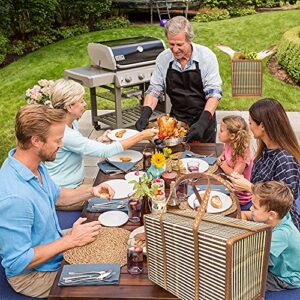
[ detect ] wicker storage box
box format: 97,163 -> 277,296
144,173 -> 271,300
231,60 -> 263,97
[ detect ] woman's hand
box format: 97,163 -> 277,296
92,183 -> 115,200
97,130 -> 112,143
229,172 -> 252,193
141,127 -> 159,140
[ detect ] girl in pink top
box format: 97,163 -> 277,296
217,115 -> 253,211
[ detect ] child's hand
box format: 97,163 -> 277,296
97,130 -> 112,143
217,154 -> 225,166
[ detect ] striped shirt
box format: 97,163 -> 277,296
251,148 -> 300,230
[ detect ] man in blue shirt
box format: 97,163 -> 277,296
0,105 -> 114,298
242,181 -> 300,291
135,16 -> 222,143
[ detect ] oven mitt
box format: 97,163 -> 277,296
135,106 -> 153,131
186,111 -> 213,142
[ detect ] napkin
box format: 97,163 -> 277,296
58,263 -> 120,286
87,197 -> 129,212
182,151 -> 217,165
97,160 -> 135,173
187,184 -> 230,196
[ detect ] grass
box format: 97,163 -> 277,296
0,10 -> 300,165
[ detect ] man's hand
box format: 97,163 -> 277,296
135,106 -> 153,131
186,111 -> 213,142
92,183 -> 115,200
69,217 -> 101,247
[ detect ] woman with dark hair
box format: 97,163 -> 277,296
230,98 -> 300,229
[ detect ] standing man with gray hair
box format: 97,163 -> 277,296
135,16 -> 222,143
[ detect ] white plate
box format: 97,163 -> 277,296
104,179 -> 134,199
108,129 -> 139,141
125,171 -> 146,183
188,190 -> 232,214
128,226 -> 147,255
98,211 -> 129,227
181,157 -> 209,173
107,150 -> 143,164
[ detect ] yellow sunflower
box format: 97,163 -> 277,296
151,152 -> 166,169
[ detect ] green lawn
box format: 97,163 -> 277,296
0,10 -> 300,165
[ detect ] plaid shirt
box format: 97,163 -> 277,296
251,148 -> 300,230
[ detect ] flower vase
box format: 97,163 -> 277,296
146,163 -> 164,179
140,196 -> 151,226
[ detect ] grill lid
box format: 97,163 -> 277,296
88,36 -> 165,70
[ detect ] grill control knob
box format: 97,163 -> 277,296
125,76 -> 132,83
138,73 -> 145,80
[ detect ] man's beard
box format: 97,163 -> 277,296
38,147 -> 58,162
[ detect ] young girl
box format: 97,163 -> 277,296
217,115 -> 253,211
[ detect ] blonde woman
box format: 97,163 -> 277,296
45,79 -> 158,208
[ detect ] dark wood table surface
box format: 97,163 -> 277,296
48,143 -> 224,300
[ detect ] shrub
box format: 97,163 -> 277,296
54,25 -> 89,39
0,0 -> 12,36
10,0 -> 58,39
192,7 -> 230,23
94,17 -> 130,31
8,40 -> 26,55
228,6 -> 256,17
0,32 -> 8,64
57,0 -> 112,29
277,25 -> 300,84
254,0 -> 281,8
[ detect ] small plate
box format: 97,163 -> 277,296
104,179 -> 133,199
98,211 -> 129,227
188,190 -> 232,214
108,129 -> 139,141
128,226 -> 146,255
107,150 -> 143,164
125,171 -> 146,183
181,158 -> 209,173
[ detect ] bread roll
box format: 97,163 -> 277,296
115,129 -> 126,138
211,195 -> 223,209
119,156 -> 132,162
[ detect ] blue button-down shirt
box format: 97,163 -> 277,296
0,149 -> 62,277
146,43 -> 222,100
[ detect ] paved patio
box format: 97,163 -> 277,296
79,110 -> 300,181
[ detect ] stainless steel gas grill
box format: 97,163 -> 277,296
64,37 -> 170,130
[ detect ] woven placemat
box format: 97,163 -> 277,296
63,228 -> 130,266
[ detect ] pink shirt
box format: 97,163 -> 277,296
224,144 -> 254,205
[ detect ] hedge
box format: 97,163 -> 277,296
277,25 -> 300,84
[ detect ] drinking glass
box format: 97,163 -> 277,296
187,160 -> 200,183
151,196 -> 166,214
127,245 -> 144,275
128,197 -> 142,223
142,147 -> 154,170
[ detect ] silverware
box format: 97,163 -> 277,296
92,200 -> 126,207
185,152 -> 214,158
63,270 -> 114,282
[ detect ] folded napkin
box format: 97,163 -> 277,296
182,151 -> 217,165
58,263 -> 120,286
97,160 -> 136,174
187,184 -> 230,196
87,197 -> 128,212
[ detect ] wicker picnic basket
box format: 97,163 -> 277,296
144,172 -> 272,300
231,59 -> 263,97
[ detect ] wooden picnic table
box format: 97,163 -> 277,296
48,142 -> 225,300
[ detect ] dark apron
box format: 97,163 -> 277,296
165,61 -> 216,142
